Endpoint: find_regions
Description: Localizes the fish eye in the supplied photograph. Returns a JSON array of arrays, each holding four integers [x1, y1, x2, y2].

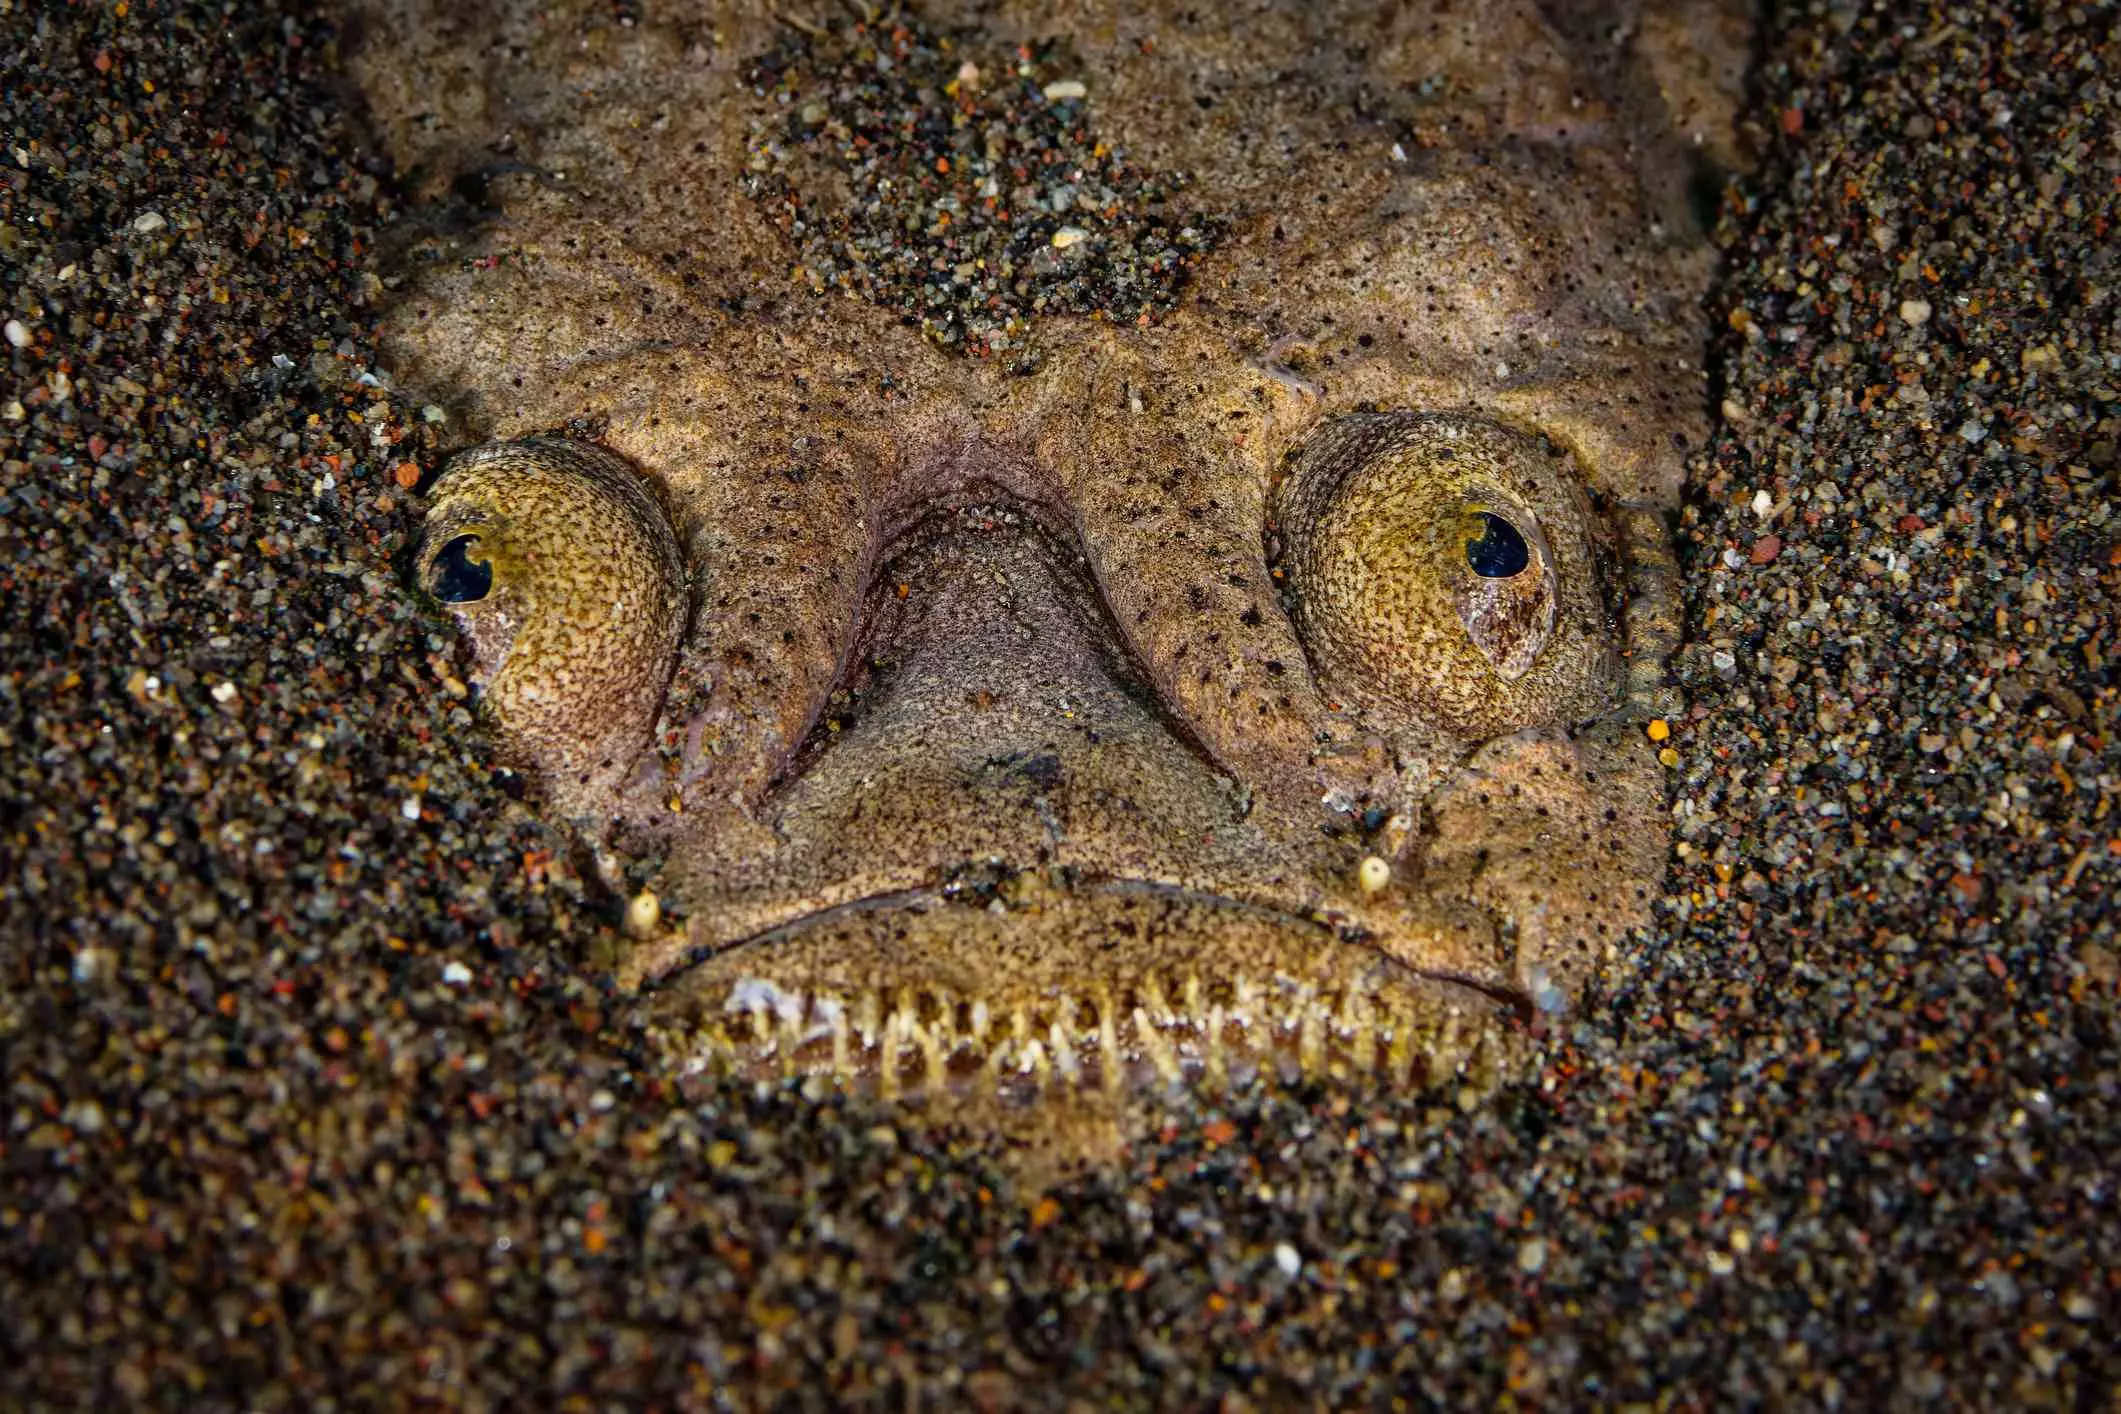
[[1273, 412, 1618, 739], [430, 534, 494, 603], [1464, 512, 1530, 579], [416, 438, 687, 814]]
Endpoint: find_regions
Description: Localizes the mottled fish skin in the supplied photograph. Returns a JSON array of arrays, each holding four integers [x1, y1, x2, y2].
[[354, 0, 1746, 1117]]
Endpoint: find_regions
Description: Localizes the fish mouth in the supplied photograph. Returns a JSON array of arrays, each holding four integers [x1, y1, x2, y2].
[[634, 873, 1533, 1105]]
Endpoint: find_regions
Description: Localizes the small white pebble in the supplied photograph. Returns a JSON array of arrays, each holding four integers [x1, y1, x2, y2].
[[441, 960, 473, 986], [1957, 419, 1989, 444], [1751, 488, 1774, 519], [1274, 1243, 1301, 1278], [1390, 142, 1407, 162], [1899, 297, 1932, 326], [1707, 1248, 1736, 1276], [1357, 855, 1391, 896], [210, 681, 239, 705], [1517, 1238, 1548, 1275], [3, 318, 28, 348], [1050, 226, 1088, 250], [400, 794, 422, 821], [955, 60, 981, 87], [1041, 79, 1087, 101], [132, 210, 167, 234], [625, 889, 662, 938]]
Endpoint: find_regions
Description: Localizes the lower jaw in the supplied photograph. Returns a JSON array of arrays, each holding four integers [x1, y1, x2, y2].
[[634, 879, 1532, 1106]]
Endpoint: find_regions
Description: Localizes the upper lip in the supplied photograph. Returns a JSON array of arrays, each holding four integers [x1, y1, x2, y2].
[[635, 872, 1533, 1020]]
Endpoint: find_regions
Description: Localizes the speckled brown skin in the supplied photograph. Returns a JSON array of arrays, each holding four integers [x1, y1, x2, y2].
[[362, 0, 1742, 1110]]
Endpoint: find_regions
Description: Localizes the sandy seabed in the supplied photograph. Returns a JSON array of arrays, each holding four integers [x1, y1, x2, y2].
[[1, 0, 2115, 1407]]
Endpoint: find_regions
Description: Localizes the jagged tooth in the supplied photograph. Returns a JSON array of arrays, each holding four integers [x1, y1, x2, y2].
[[830, 997, 851, 1077], [1134, 1007, 1181, 1086], [857, 990, 881, 1051], [778, 1000, 806, 1077], [1007, 1004, 1034, 1087], [934, 987, 959, 1049], [1225, 977, 1253, 1042], [1386, 1023, 1414, 1087], [878, 1010, 904, 1100], [970, 998, 991, 1044], [1049, 1018, 1079, 1084], [1019, 1037, 1048, 1078], [1471, 1024, 1507, 1090], [1346, 983, 1376, 1078], [977, 1006, 1006, 1087], [1097, 985, 1122, 1096], [1298, 989, 1324, 1078], [1142, 974, 1171, 1024], [1320, 988, 1345, 1080], [920, 1015, 947, 1093], [901, 986, 925, 1093], [1203, 1004, 1229, 1092], [1183, 973, 1204, 1016]]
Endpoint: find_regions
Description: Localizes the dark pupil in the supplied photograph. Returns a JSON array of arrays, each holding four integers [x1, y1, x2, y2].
[[1465, 512, 1530, 579], [432, 535, 494, 603]]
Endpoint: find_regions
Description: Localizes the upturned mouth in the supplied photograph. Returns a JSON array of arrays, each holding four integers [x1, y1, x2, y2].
[[635, 874, 1532, 1105]]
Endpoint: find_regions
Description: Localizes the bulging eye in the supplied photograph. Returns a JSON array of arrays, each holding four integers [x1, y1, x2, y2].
[[429, 533, 495, 603], [1274, 412, 1617, 740], [416, 438, 686, 812]]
